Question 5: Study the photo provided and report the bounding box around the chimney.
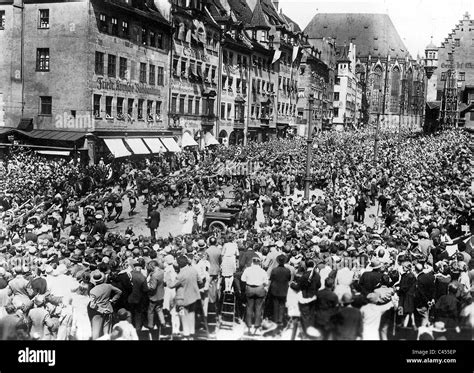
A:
[272,0,279,12]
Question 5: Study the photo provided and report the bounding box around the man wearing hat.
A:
[330,293,363,340]
[89,270,122,339]
[147,205,161,240]
[169,255,202,339]
[358,258,384,296]
[91,214,107,236]
[268,254,291,328]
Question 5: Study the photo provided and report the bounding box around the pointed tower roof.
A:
[249,0,270,29]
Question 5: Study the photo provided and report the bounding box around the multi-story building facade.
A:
[305,13,425,130]
[168,0,221,148]
[0,0,322,161]
[305,36,336,131]
[425,12,474,129]
[333,43,359,130]
[0,0,174,162]
[297,43,331,137]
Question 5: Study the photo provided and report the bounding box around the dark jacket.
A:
[91,221,107,236]
[148,209,161,229]
[298,268,321,299]
[415,271,435,308]
[358,270,383,296]
[269,265,291,298]
[127,270,149,305]
[239,249,259,271]
[331,306,363,340]
[315,287,339,331]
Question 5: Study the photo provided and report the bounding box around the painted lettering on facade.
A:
[96,78,163,96]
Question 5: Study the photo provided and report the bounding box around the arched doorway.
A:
[228,131,237,146]
[218,130,228,145]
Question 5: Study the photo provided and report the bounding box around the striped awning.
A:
[143,138,167,153]
[160,137,181,152]
[124,138,151,155]
[103,138,131,158]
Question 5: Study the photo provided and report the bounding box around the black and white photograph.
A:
[0,0,473,370]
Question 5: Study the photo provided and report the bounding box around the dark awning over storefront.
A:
[16,129,86,142]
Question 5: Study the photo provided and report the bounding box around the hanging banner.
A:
[272,49,282,65]
[292,46,300,63]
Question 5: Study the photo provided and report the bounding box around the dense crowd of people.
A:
[0,128,472,340]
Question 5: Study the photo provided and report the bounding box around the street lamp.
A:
[304,93,314,200]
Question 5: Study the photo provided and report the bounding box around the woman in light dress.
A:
[69,283,92,340]
[180,206,194,235]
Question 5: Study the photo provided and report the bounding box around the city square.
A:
[0,0,473,343]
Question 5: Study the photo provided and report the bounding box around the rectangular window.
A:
[0,11,5,30]
[155,101,162,119]
[111,17,118,35]
[137,99,144,119]
[441,72,446,81]
[173,57,179,76]
[227,103,232,119]
[236,78,241,93]
[242,80,247,95]
[142,27,148,45]
[179,95,185,113]
[171,95,177,113]
[149,64,155,85]
[228,76,233,91]
[221,103,226,119]
[335,77,340,85]
[333,107,339,117]
[454,39,460,47]
[139,63,147,83]
[99,13,107,33]
[157,33,164,49]
[94,95,101,117]
[40,96,52,115]
[251,105,255,117]
[211,66,217,83]
[334,92,340,101]
[36,48,50,71]
[105,96,113,117]
[195,98,200,115]
[117,97,124,115]
[95,51,104,75]
[119,57,127,79]
[157,66,164,85]
[122,20,129,37]
[147,100,153,119]
[107,55,116,77]
[150,31,156,47]
[181,59,187,76]
[39,9,49,29]
[242,56,248,69]
[458,72,465,81]
[127,98,134,117]
[202,99,208,116]
[222,75,227,90]
[188,97,194,114]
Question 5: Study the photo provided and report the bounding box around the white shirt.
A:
[241,264,268,287]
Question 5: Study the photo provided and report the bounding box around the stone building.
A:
[426,12,474,129]
[305,13,425,130]
[0,0,174,162]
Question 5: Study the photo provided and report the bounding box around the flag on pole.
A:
[272,49,282,65]
[292,46,300,63]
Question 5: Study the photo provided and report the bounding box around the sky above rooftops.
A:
[279,0,474,57]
